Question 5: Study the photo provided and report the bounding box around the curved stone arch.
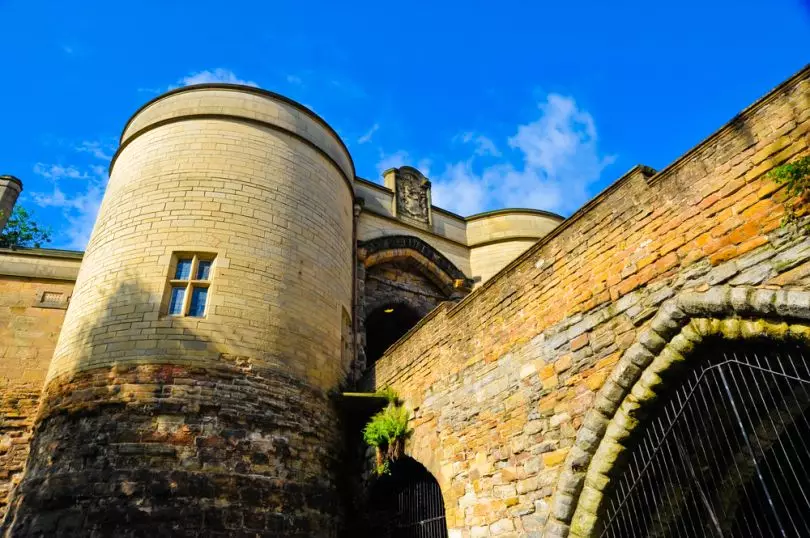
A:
[359,235,473,296]
[544,286,810,538]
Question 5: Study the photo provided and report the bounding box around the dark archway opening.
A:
[365,304,422,366]
[361,457,448,537]
[599,336,810,537]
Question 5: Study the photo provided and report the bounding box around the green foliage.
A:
[363,403,413,475]
[0,206,52,249]
[374,386,400,405]
[362,404,411,447]
[375,460,391,476]
[768,156,810,230]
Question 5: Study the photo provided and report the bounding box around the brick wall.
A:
[366,67,810,537]
[0,273,75,521]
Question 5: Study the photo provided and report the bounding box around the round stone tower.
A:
[3,86,355,536]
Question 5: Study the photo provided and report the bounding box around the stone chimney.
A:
[0,175,22,232]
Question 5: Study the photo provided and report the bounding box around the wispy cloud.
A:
[374,151,431,179]
[75,139,115,161]
[458,132,501,157]
[32,163,87,181]
[383,94,615,216]
[176,68,258,88]
[286,74,303,85]
[357,123,379,145]
[61,45,74,55]
[376,151,409,176]
[31,141,112,249]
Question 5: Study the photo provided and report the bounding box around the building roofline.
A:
[0,247,84,260]
[465,208,565,222]
[445,62,810,316]
[0,175,23,189]
[646,63,810,187]
[118,83,356,179]
[354,177,565,222]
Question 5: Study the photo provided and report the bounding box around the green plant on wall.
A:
[768,155,810,231]
[363,393,413,475]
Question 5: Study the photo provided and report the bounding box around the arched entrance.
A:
[598,336,810,537]
[365,304,423,366]
[355,235,473,375]
[549,288,810,538]
[363,457,448,537]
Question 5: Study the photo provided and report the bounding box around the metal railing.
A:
[600,341,810,537]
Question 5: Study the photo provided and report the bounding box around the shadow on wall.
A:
[1,277,349,537]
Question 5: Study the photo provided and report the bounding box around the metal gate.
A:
[600,338,810,537]
[363,457,448,538]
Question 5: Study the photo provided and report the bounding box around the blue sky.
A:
[1,0,808,249]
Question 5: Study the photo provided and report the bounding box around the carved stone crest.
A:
[394,167,431,225]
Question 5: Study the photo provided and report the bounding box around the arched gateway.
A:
[548,287,810,538]
[598,336,810,537]
[357,235,472,369]
[362,457,448,537]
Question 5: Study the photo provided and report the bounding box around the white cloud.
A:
[76,140,115,161]
[429,93,615,216]
[286,74,303,85]
[32,163,87,180]
[357,123,379,145]
[177,68,258,88]
[459,132,501,157]
[376,150,410,176]
[61,45,74,54]
[373,152,432,183]
[31,139,113,249]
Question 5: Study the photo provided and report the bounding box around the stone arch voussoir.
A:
[359,235,473,296]
[544,286,810,538]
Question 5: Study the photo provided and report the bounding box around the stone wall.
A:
[0,251,80,521]
[365,66,810,537]
[3,363,341,536]
[3,86,355,536]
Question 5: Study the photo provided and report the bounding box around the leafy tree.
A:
[0,206,52,248]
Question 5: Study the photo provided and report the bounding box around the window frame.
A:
[166,253,215,318]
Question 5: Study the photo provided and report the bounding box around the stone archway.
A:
[545,287,810,538]
[354,236,473,375]
[362,456,449,537]
[365,303,423,366]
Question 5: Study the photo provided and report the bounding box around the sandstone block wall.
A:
[355,179,564,288]
[367,67,810,537]
[0,270,76,521]
[3,86,355,536]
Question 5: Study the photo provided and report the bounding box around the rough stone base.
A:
[0,391,39,522]
[1,363,343,537]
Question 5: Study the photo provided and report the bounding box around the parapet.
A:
[117,84,355,191]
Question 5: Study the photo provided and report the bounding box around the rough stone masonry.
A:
[367,65,810,537]
[0,64,807,537]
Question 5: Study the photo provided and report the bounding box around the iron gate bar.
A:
[599,344,810,538]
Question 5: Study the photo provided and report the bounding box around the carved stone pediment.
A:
[392,166,431,225]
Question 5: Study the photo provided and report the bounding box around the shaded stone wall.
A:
[0,276,74,521]
[3,363,341,536]
[366,67,810,537]
[364,260,447,317]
